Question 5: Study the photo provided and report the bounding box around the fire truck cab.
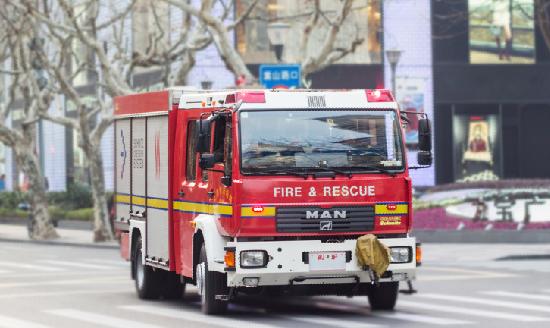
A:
[114,88,431,314]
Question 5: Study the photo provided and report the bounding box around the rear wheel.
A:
[196,244,228,314]
[368,282,399,310]
[133,235,161,299]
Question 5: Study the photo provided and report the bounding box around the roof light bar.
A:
[366,89,394,102]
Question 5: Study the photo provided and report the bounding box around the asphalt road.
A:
[0,241,549,328]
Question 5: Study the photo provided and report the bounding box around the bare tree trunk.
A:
[81,133,113,242]
[537,0,550,53]
[14,125,58,240]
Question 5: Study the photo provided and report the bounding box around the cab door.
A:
[205,114,234,235]
[173,110,210,277]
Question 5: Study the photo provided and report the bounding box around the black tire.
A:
[133,235,161,299]
[159,270,186,299]
[197,244,228,314]
[368,282,399,310]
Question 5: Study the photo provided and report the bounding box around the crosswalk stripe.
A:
[39,260,114,270]
[418,293,550,314]
[0,277,127,289]
[45,309,161,328]
[0,288,129,299]
[290,315,381,328]
[482,291,550,302]
[0,314,51,328]
[0,261,65,272]
[86,259,129,267]
[399,300,549,322]
[373,312,472,325]
[121,304,280,328]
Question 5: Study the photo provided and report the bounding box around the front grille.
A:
[276,206,375,233]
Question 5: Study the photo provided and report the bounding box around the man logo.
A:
[306,210,347,219]
[320,221,333,231]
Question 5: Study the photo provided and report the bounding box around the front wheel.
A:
[368,282,399,310]
[133,235,161,299]
[196,244,228,314]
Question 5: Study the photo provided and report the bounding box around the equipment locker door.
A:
[145,116,170,265]
[115,119,131,226]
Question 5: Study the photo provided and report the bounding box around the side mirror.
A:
[199,153,216,169]
[196,119,211,153]
[221,175,232,187]
[417,151,432,166]
[418,119,432,152]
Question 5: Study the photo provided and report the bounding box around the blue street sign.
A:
[259,64,301,89]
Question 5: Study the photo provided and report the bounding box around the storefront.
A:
[433,0,550,183]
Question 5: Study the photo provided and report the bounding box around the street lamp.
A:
[267,22,290,62]
[385,49,402,96]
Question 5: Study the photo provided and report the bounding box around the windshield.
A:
[239,109,404,174]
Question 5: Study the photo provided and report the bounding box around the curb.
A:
[0,237,119,250]
[412,230,550,243]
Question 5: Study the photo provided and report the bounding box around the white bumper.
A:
[226,237,416,287]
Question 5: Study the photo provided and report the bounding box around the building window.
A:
[236,0,382,64]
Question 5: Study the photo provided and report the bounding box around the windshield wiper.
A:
[300,166,353,179]
[346,165,398,177]
[245,168,308,179]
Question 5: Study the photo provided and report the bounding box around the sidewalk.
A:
[0,223,118,249]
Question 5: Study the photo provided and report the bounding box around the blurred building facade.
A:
[1,0,549,192]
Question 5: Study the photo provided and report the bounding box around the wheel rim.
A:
[196,262,206,304]
[136,251,145,290]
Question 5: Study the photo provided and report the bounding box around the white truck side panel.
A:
[115,119,131,223]
[131,118,146,212]
[145,115,170,263]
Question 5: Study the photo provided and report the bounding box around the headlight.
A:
[240,250,268,268]
[390,247,411,263]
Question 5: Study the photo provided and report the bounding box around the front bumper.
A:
[226,237,416,287]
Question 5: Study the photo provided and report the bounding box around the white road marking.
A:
[0,269,126,280]
[0,261,65,272]
[0,269,12,274]
[290,315,381,328]
[418,267,515,281]
[0,277,127,289]
[39,260,114,270]
[121,304,280,328]
[373,312,472,325]
[45,309,161,328]
[399,300,549,322]
[0,314,51,328]
[418,293,550,314]
[0,288,129,299]
[482,291,550,302]
[86,259,129,267]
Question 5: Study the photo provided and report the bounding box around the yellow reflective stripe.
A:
[132,196,146,207]
[147,198,169,210]
[241,206,276,217]
[115,193,232,215]
[115,194,131,204]
[375,204,409,215]
[173,201,233,216]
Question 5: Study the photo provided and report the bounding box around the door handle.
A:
[207,191,215,198]
[178,190,185,197]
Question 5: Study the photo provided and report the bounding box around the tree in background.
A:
[0,7,58,240]
[165,0,368,86]
[10,0,213,241]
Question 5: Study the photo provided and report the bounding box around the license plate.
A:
[308,251,347,271]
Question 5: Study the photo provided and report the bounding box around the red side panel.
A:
[115,91,170,116]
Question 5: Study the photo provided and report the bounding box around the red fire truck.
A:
[114,88,431,314]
